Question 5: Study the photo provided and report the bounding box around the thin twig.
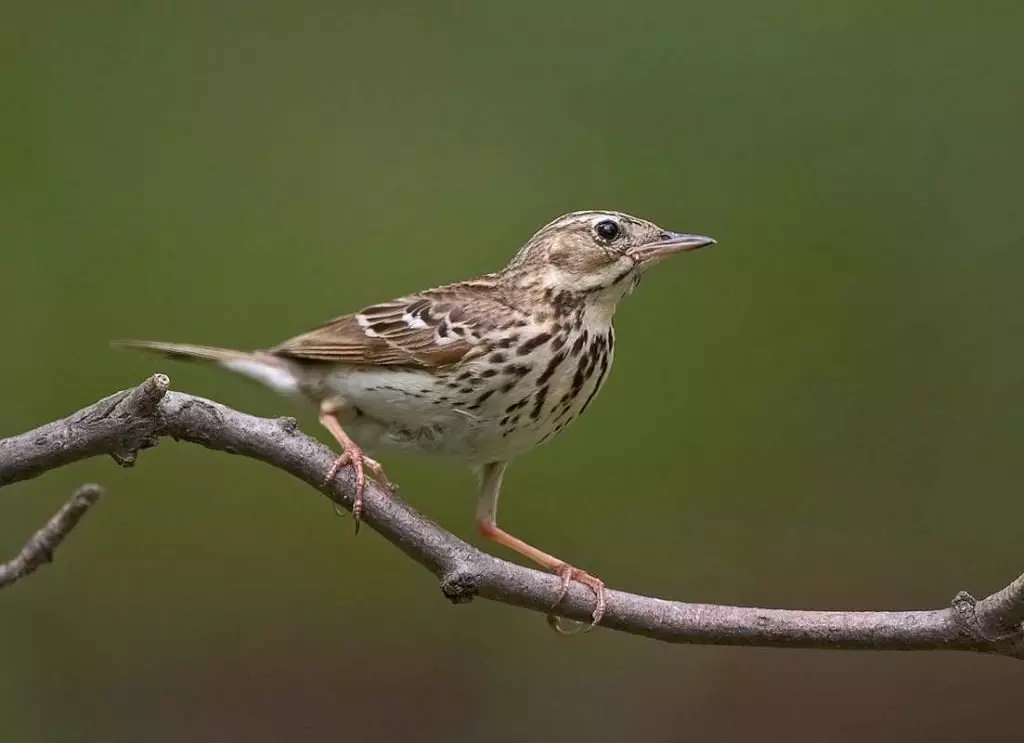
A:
[0,483,102,588]
[1,376,1022,657]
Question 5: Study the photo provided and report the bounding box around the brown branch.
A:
[1,375,1022,658]
[0,483,102,588]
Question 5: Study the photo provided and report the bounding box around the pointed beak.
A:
[627,232,716,265]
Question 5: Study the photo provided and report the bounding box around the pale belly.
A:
[316,328,614,465]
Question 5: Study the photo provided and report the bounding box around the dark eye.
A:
[594,219,620,241]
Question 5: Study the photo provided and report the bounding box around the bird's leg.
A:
[474,462,606,633]
[319,400,393,534]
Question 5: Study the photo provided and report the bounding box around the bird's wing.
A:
[269,280,513,370]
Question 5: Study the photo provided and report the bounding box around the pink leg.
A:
[475,462,605,632]
[319,403,393,535]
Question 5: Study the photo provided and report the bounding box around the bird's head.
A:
[503,210,714,314]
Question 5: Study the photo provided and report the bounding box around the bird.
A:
[114,210,714,631]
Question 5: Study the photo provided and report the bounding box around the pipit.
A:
[115,210,714,630]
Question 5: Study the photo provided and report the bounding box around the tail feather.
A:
[111,339,252,363]
[112,339,302,396]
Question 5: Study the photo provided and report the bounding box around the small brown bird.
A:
[115,210,713,630]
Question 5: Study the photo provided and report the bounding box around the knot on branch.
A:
[89,374,170,424]
[440,566,480,604]
[107,375,171,465]
[951,591,989,641]
[116,374,170,418]
[951,591,1022,651]
[276,417,299,434]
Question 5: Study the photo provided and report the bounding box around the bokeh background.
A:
[3,2,1023,741]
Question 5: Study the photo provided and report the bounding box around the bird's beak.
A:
[627,232,716,265]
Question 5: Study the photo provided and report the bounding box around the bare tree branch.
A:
[1,375,1022,658]
[0,483,102,588]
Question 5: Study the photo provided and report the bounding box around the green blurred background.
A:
[3,2,1023,741]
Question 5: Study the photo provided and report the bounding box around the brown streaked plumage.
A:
[114,210,714,631]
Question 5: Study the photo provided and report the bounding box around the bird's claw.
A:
[546,564,606,634]
[323,448,395,535]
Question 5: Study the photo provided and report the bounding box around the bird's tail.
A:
[111,339,302,396]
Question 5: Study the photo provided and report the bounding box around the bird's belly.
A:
[321,368,485,459]
[316,370,558,463]
[318,327,613,464]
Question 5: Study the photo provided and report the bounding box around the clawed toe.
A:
[546,564,606,634]
[322,451,352,488]
[322,448,396,534]
[361,455,395,492]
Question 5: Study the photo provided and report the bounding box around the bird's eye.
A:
[594,219,621,241]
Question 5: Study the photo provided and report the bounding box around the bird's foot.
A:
[323,446,394,535]
[546,563,606,634]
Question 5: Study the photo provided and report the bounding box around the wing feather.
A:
[269,281,512,371]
